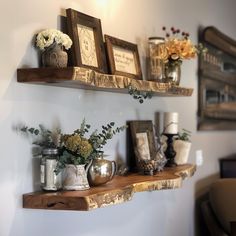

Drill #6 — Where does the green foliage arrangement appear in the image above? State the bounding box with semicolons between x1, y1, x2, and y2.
20;124;61;148
56;120;127;173
20;120;127;173
127;84;152;104
61;120;126;160
177;128;191;142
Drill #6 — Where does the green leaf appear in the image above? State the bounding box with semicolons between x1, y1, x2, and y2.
28;128;35;134
21;127;27;132
34;130;39;135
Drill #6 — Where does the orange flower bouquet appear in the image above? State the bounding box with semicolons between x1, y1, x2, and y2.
158;26;204;65
151;26;206;84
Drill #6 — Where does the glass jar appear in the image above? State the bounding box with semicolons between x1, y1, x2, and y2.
164;62;181;85
148;37;165;82
40;148;61;191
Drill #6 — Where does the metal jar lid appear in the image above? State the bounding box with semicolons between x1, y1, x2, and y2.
148;37;165;44
42;148;58;155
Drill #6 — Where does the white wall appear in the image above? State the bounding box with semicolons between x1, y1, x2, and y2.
1;0;236;235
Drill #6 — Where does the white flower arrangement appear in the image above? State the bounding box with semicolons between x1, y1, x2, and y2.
36;29;72;51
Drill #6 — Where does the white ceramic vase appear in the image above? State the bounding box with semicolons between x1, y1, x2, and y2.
173;140;191;165
63;164;90;190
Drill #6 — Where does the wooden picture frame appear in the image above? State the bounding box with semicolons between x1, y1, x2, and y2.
129;120;156;165
105;35;143;80
66;8;107;73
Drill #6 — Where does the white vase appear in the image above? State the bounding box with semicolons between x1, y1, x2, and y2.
173;140;191;165
63;164;90;190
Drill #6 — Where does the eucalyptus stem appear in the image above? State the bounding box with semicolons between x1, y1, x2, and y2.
127;84;152;103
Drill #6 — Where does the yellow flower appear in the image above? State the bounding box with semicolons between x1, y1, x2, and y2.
63;134;92;159
179;39;197;59
64;134;81;152
153;37;198;63
77;138;93;158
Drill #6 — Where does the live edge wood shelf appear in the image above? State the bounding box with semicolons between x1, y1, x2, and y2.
17;67;193;96
23;164;196;211
19;68;194;211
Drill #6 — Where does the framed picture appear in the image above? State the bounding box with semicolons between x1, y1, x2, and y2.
129;120;156;166
104;35;143;80
66;8;107;73
135;132;151;160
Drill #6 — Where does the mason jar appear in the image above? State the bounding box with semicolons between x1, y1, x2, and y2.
148;37;165;82
40;148;61;191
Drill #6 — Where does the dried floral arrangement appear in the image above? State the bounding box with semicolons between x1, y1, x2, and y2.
20;120;127;171
152;26;206;66
58;120;127;168
20;125;61;148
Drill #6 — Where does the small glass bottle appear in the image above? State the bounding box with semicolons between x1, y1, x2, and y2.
148;37;165;82
40;148;61;191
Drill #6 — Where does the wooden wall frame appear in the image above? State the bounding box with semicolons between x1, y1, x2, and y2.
66;8;107;73
198;26;236;130
129;120;156;169
105;35;143;80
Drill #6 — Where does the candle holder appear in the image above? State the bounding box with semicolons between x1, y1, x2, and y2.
164;133;177;167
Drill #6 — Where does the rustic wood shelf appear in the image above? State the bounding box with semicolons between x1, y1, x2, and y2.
23;164;196;211
17;67;193;96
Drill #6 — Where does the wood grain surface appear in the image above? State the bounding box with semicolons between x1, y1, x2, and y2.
17;67;193;96
23;164;196;211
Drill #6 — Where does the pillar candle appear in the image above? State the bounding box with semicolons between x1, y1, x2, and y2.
163;112;179;134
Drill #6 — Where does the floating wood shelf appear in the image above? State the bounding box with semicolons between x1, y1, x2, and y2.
17;67;193;96
23;164;196;211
